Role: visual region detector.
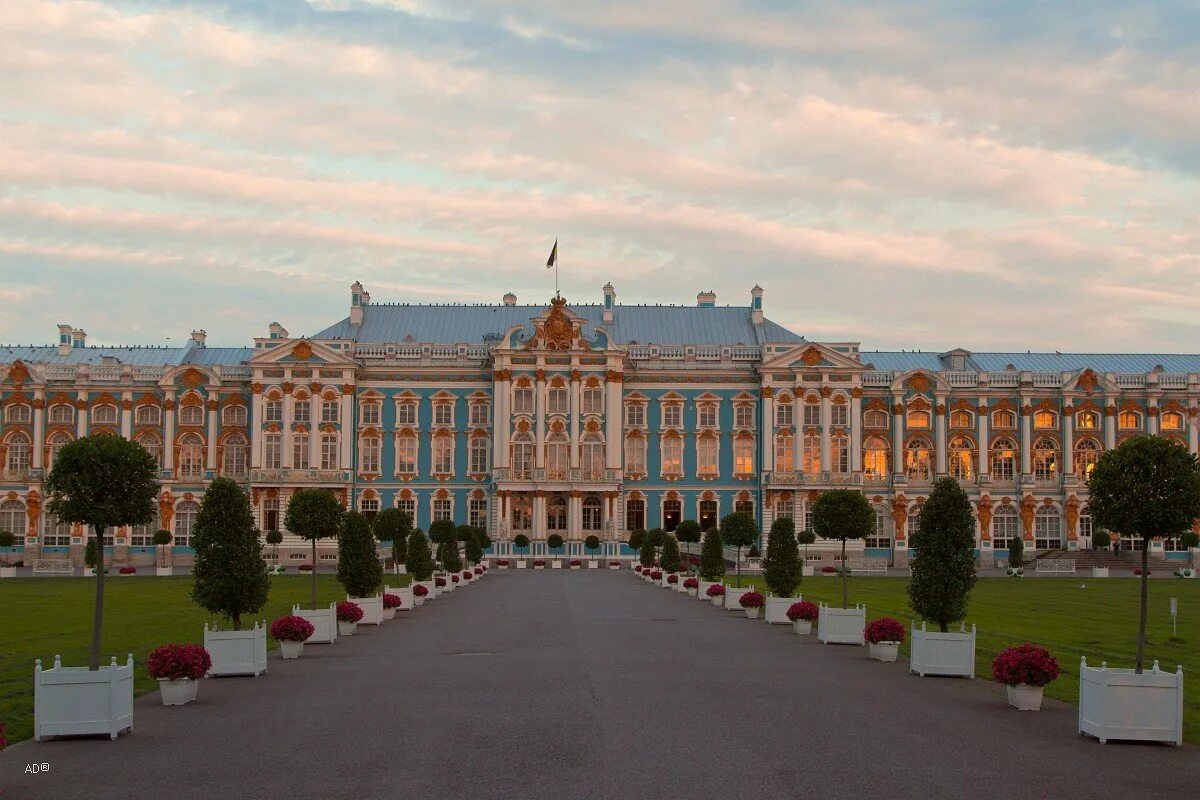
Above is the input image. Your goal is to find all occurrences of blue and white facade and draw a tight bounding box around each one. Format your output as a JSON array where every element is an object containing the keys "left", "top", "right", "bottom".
[{"left": 2, "top": 282, "right": 1199, "bottom": 567}]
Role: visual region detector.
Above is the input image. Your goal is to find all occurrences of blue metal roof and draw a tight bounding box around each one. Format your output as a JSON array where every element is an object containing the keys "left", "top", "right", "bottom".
[
  {"left": 312, "top": 303, "right": 804, "bottom": 346},
  {"left": 0, "top": 345, "right": 252, "bottom": 366},
  {"left": 862, "top": 351, "right": 1200, "bottom": 373}
]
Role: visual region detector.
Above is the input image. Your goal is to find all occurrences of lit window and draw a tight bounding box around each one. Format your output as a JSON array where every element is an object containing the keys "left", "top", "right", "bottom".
[
  {"left": 990, "top": 437, "right": 1016, "bottom": 480},
  {"left": 1161, "top": 411, "right": 1184, "bottom": 431},
  {"left": 802, "top": 435, "right": 820, "bottom": 473},
  {"left": 1034, "top": 409, "right": 1056, "bottom": 429},
  {"left": 905, "top": 437, "right": 932, "bottom": 480},
  {"left": 950, "top": 410, "right": 973, "bottom": 428},
  {"left": 906, "top": 409, "right": 931, "bottom": 428},
  {"left": 992, "top": 410, "right": 1016, "bottom": 428},
  {"left": 1118, "top": 410, "right": 1141, "bottom": 430},
  {"left": 1076, "top": 410, "right": 1098, "bottom": 429},
  {"left": 863, "top": 436, "right": 888, "bottom": 478},
  {"left": 948, "top": 436, "right": 974, "bottom": 480},
  {"left": 734, "top": 438, "right": 754, "bottom": 476},
  {"left": 775, "top": 434, "right": 794, "bottom": 472},
  {"left": 1075, "top": 438, "right": 1101, "bottom": 481},
  {"left": 661, "top": 436, "right": 683, "bottom": 475},
  {"left": 1033, "top": 437, "right": 1058, "bottom": 481}
]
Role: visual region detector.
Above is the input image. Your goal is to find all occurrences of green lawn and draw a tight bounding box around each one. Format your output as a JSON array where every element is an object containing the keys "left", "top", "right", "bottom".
[
  {"left": 0, "top": 573, "right": 410, "bottom": 745},
  {"left": 722, "top": 573, "right": 1199, "bottom": 742}
]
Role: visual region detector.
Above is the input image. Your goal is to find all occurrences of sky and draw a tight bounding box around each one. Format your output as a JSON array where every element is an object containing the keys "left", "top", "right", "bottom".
[{"left": 1, "top": 0, "right": 1199, "bottom": 353}]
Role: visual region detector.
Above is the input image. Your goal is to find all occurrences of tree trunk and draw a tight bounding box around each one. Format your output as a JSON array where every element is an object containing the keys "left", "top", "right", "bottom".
[
  {"left": 89, "top": 527, "right": 106, "bottom": 671},
  {"left": 736, "top": 546, "right": 742, "bottom": 588},
  {"left": 1136, "top": 544, "right": 1149, "bottom": 674},
  {"left": 840, "top": 537, "right": 847, "bottom": 609},
  {"left": 311, "top": 538, "right": 318, "bottom": 610},
  {"left": 233, "top": 613, "right": 241, "bottom": 631}
]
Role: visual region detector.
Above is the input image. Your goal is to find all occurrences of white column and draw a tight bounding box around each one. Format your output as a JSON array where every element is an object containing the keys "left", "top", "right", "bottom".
[
  {"left": 850, "top": 391, "right": 862, "bottom": 472},
  {"left": 569, "top": 375, "right": 580, "bottom": 469},
  {"left": 606, "top": 376, "right": 622, "bottom": 470},
  {"left": 1062, "top": 407, "right": 1075, "bottom": 477},
  {"left": 340, "top": 390, "right": 353, "bottom": 469},
  {"left": 495, "top": 377, "right": 510, "bottom": 468},
  {"left": 792, "top": 392, "right": 802, "bottom": 470},
  {"left": 282, "top": 390, "right": 295, "bottom": 469},
  {"left": 251, "top": 389, "right": 264, "bottom": 469},
  {"left": 309, "top": 392, "right": 321, "bottom": 467},
  {"left": 76, "top": 391, "right": 88, "bottom": 438},
  {"left": 534, "top": 373, "right": 546, "bottom": 469},
  {"left": 1104, "top": 401, "right": 1117, "bottom": 450},
  {"left": 163, "top": 392, "right": 177, "bottom": 470},
  {"left": 32, "top": 389, "right": 45, "bottom": 470},
  {"left": 934, "top": 394, "right": 947, "bottom": 476},
  {"left": 763, "top": 391, "right": 776, "bottom": 471},
  {"left": 120, "top": 393, "right": 133, "bottom": 439},
  {"left": 891, "top": 394, "right": 904, "bottom": 476},
  {"left": 1147, "top": 398, "right": 1159, "bottom": 435},
  {"left": 206, "top": 394, "right": 218, "bottom": 470},
  {"left": 1190, "top": 400, "right": 1199, "bottom": 454},
  {"left": 819, "top": 391, "right": 831, "bottom": 473},
  {"left": 977, "top": 398, "right": 989, "bottom": 477},
  {"left": 1019, "top": 399, "right": 1032, "bottom": 477},
  {"left": 533, "top": 495, "right": 546, "bottom": 539},
  {"left": 568, "top": 494, "right": 582, "bottom": 539}
]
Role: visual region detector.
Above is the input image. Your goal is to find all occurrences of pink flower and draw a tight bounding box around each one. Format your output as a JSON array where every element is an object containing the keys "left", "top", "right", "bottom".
[
  {"left": 683, "top": 577, "right": 699, "bottom": 589},
  {"left": 119, "top": 566, "right": 136, "bottom": 575},
  {"left": 650, "top": 570, "right": 663, "bottom": 580},
  {"left": 147, "top": 643, "right": 212, "bottom": 681},
  {"left": 706, "top": 584, "right": 725, "bottom": 597},
  {"left": 451, "top": 574, "right": 460, "bottom": 583},
  {"left": 336, "top": 601, "right": 365, "bottom": 623},
  {"left": 270, "top": 615, "right": 316, "bottom": 642},
  {"left": 569, "top": 559, "right": 581, "bottom": 566},
  {"left": 435, "top": 577, "right": 447, "bottom": 587},
  {"left": 498, "top": 559, "right": 510, "bottom": 566},
  {"left": 413, "top": 584, "right": 429, "bottom": 597},
  {"left": 667, "top": 574, "right": 679, "bottom": 584},
  {"left": 739, "top": 591, "right": 765, "bottom": 609},
  {"left": 382, "top": 593, "right": 403, "bottom": 609},
  {"left": 786, "top": 601, "right": 819, "bottom": 621},
  {"left": 865, "top": 617, "right": 905, "bottom": 644},
  {"left": 992, "top": 644, "right": 1060, "bottom": 687}
]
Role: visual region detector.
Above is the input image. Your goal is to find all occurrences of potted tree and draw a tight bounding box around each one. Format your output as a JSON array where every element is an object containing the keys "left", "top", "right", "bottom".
[
  {"left": 720, "top": 511, "right": 756, "bottom": 590},
  {"left": 0, "top": 531, "right": 17, "bottom": 577},
  {"left": 659, "top": 535, "right": 683, "bottom": 590},
  {"left": 786, "top": 601, "right": 819, "bottom": 635},
  {"left": 373, "top": 507, "right": 412, "bottom": 574},
  {"left": 270, "top": 614, "right": 316, "bottom": 659},
  {"left": 146, "top": 644, "right": 211, "bottom": 706},
  {"left": 83, "top": 537, "right": 104, "bottom": 577},
  {"left": 38, "top": 434, "right": 158, "bottom": 741},
  {"left": 340, "top": 511, "right": 386, "bottom": 625},
  {"left": 675, "top": 520, "right": 702, "bottom": 575},
  {"left": 152, "top": 529, "right": 173, "bottom": 576},
  {"left": 265, "top": 529, "right": 282, "bottom": 565},
  {"left": 1006, "top": 534, "right": 1024, "bottom": 577},
  {"left": 1082, "top": 436, "right": 1199, "bottom": 745},
  {"left": 547, "top": 533, "right": 565, "bottom": 568},
  {"left": 464, "top": 529, "right": 484, "bottom": 567},
  {"left": 908, "top": 477, "right": 978, "bottom": 678},
  {"left": 762, "top": 516, "right": 802, "bottom": 624},
  {"left": 697, "top": 526, "right": 725, "bottom": 599},
  {"left": 192, "top": 478, "right": 271, "bottom": 676},
  {"left": 812, "top": 489, "right": 871, "bottom": 645},
  {"left": 406, "top": 528, "right": 435, "bottom": 602},
  {"left": 798, "top": 529, "right": 816, "bottom": 576},
  {"left": 584, "top": 535, "right": 601, "bottom": 568},
  {"left": 638, "top": 531, "right": 658, "bottom": 576},
  {"left": 865, "top": 617, "right": 905, "bottom": 662},
  {"left": 626, "top": 528, "right": 646, "bottom": 568},
  {"left": 513, "top": 533, "right": 530, "bottom": 568},
  {"left": 1090, "top": 529, "right": 1111, "bottom": 578},
  {"left": 992, "top": 643, "right": 1060, "bottom": 711},
  {"left": 285, "top": 489, "right": 345, "bottom": 643}
]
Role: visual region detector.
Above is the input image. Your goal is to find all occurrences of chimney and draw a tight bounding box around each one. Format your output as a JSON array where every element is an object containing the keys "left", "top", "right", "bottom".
[
  {"left": 71, "top": 328, "right": 87, "bottom": 348},
  {"left": 503, "top": 292, "right": 517, "bottom": 307},
  {"left": 268, "top": 322, "right": 288, "bottom": 340},
  {"left": 189, "top": 330, "right": 207, "bottom": 349},
  {"left": 57, "top": 324, "right": 73, "bottom": 356},
  {"left": 350, "top": 281, "right": 366, "bottom": 326},
  {"left": 697, "top": 291, "right": 716, "bottom": 308},
  {"left": 602, "top": 283, "right": 616, "bottom": 323},
  {"left": 751, "top": 285, "right": 763, "bottom": 325}
]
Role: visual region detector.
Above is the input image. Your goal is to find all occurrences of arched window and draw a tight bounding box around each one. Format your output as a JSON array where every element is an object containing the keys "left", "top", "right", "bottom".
[
  {"left": 513, "top": 386, "right": 534, "bottom": 414},
  {"left": 49, "top": 404, "right": 74, "bottom": 424},
  {"left": 1033, "top": 436, "right": 1058, "bottom": 481},
  {"left": 582, "top": 386, "right": 603, "bottom": 415},
  {"left": 863, "top": 436, "right": 889, "bottom": 479},
  {"left": 222, "top": 405, "right": 247, "bottom": 426},
  {"left": 135, "top": 405, "right": 161, "bottom": 426},
  {"left": 906, "top": 509, "right": 922, "bottom": 539},
  {"left": 774, "top": 433, "right": 794, "bottom": 472},
  {"left": 178, "top": 433, "right": 205, "bottom": 478},
  {"left": 581, "top": 434, "right": 605, "bottom": 478},
  {"left": 993, "top": 506, "right": 1018, "bottom": 550},
  {"left": 135, "top": 431, "right": 162, "bottom": 467},
  {"left": 863, "top": 409, "right": 888, "bottom": 428},
  {"left": 4, "top": 432, "right": 31, "bottom": 475},
  {"left": 990, "top": 437, "right": 1017, "bottom": 480},
  {"left": 1034, "top": 506, "right": 1061, "bottom": 550},
  {"left": 47, "top": 431, "right": 73, "bottom": 469},
  {"left": 0, "top": 499, "right": 26, "bottom": 539},
  {"left": 1034, "top": 409, "right": 1057, "bottom": 429},
  {"left": 582, "top": 496, "right": 603, "bottom": 531},
  {"left": 546, "top": 433, "right": 569, "bottom": 480},
  {"left": 991, "top": 409, "right": 1016, "bottom": 429},
  {"left": 222, "top": 434, "right": 247, "bottom": 478},
  {"left": 948, "top": 435, "right": 974, "bottom": 480},
  {"left": 802, "top": 434, "right": 821, "bottom": 474},
  {"left": 1161, "top": 411, "right": 1184, "bottom": 431},
  {"left": 1119, "top": 410, "right": 1141, "bottom": 430},
  {"left": 905, "top": 437, "right": 932, "bottom": 480},
  {"left": 396, "top": 433, "right": 417, "bottom": 475},
  {"left": 1075, "top": 438, "right": 1102, "bottom": 481},
  {"left": 547, "top": 496, "right": 567, "bottom": 531},
  {"left": 4, "top": 404, "right": 31, "bottom": 424},
  {"left": 511, "top": 433, "right": 534, "bottom": 479},
  {"left": 173, "top": 501, "right": 199, "bottom": 547},
  {"left": 906, "top": 408, "right": 931, "bottom": 428},
  {"left": 949, "top": 409, "right": 974, "bottom": 428},
  {"left": 178, "top": 404, "right": 203, "bottom": 426},
  {"left": 547, "top": 385, "right": 568, "bottom": 415},
  {"left": 91, "top": 404, "right": 118, "bottom": 425},
  {"left": 1076, "top": 410, "right": 1099, "bottom": 430}
]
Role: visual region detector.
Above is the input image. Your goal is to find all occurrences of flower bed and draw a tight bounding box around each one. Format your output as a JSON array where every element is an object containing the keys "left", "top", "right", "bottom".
[
  {"left": 498, "top": 559, "right": 510, "bottom": 567},
  {"left": 413, "top": 584, "right": 429, "bottom": 597},
  {"left": 534, "top": 559, "right": 546, "bottom": 567},
  {"left": 650, "top": 569, "right": 663, "bottom": 580},
  {"left": 865, "top": 617, "right": 905, "bottom": 644},
  {"left": 382, "top": 593, "right": 403, "bottom": 610},
  {"left": 706, "top": 584, "right": 725, "bottom": 597},
  {"left": 738, "top": 591, "right": 765, "bottom": 609},
  {"left": 993, "top": 644, "right": 1060, "bottom": 687},
  {"left": 336, "top": 601, "right": 365, "bottom": 623},
  {"left": 820, "top": 565, "right": 836, "bottom": 574},
  {"left": 461, "top": 570, "right": 472, "bottom": 580},
  {"left": 609, "top": 560, "right": 621, "bottom": 567},
  {"left": 787, "top": 601, "right": 819, "bottom": 621},
  {"left": 119, "top": 566, "right": 136, "bottom": 575},
  {"left": 270, "top": 615, "right": 316, "bottom": 642},
  {"left": 1133, "top": 567, "right": 1151, "bottom": 576},
  {"left": 147, "top": 644, "right": 211, "bottom": 682}
]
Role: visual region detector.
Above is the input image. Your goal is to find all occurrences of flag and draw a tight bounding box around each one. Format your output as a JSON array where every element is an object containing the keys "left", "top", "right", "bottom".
[{"left": 546, "top": 239, "right": 557, "bottom": 268}]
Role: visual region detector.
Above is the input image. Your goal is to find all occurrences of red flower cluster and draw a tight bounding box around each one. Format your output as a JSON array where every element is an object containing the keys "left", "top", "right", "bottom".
[
  {"left": 650, "top": 569, "right": 663, "bottom": 580},
  {"left": 336, "top": 601, "right": 365, "bottom": 623},
  {"left": 706, "top": 583, "right": 725, "bottom": 597},
  {"left": 435, "top": 577, "right": 447, "bottom": 587},
  {"left": 635, "top": 565, "right": 644, "bottom": 574},
  {"left": 683, "top": 577, "right": 699, "bottom": 589},
  {"left": 147, "top": 643, "right": 212, "bottom": 681},
  {"left": 992, "top": 644, "right": 1060, "bottom": 687},
  {"left": 609, "top": 561, "right": 620, "bottom": 567},
  {"left": 820, "top": 566, "right": 837, "bottom": 574},
  {"left": 569, "top": 559, "right": 581, "bottom": 566},
  {"left": 299, "top": 564, "right": 314, "bottom": 572},
  {"left": 786, "top": 601, "right": 819, "bottom": 621},
  {"left": 382, "top": 593, "right": 403, "bottom": 609},
  {"left": 667, "top": 574, "right": 679, "bottom": 584},
  {"left": 119, "top": 566, "right": 136, "bottom": 575},
  {"left": 1, "top": 721, "right": 7, "bottom": 752},
  {"left": 462, "top": 570, "right": 472, "bottom": 580},
  {"left": 270, "top": 614, "right": 316, "bottom": 643},
  {"left": 451, "top": 574, "right": 460, "bottom": 583},
  {"left": 534, "top": 559, "right": 546, "bottom": 567},
  {"left": 739, "top": 591, "right": 765, "bottom": 609},
  {"left": 865, "top": 617, "right": 905, "bottom": 644},
  {"left": 474, "top": 567, "right": 483, "bottom": 574},
  {"left": 498, "top": 559, "right": 510, "bottom": 566},
  {"left": 1133, "top": 567, "right": 1151, "bottom": 576},
  {"left": 413, "top": 584, "right": 429, "bottom": 597}
]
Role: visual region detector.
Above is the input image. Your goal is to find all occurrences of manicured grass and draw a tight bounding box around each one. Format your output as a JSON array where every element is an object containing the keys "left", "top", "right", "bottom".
[
  {"left": 0, "top": 573, "right": 411, "bottom": 745},
  {"left": 719, "top": 573, "right": 1200, "bottom": 742}
]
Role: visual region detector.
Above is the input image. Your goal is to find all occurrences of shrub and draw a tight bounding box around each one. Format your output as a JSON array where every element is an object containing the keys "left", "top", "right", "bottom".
[
  {"left": 435, "top": 576, "right": 447, "bottom": 587},
  {"left": 337, "top": 510, "right": 384, "bottom": 598},
  {"left": 406, "top": 529, "right": 435, "bottom": 581},
  {"left": 1091, "top": 529, "right": 1111, "bottom": 551},
  {"left": 299, "top": 564, "right": 314, "bottom": 572},
  {"left": 699, "top": 526, "right": 725, "bottom": 581},
  {"left": 146, "top": 644, "right": 212, "bottom": 681},
  {"left": 270, "top": 615, "right": 315, "bottom": 643},
  {"left": 534, "top": 559, "right": 546, "bottom": 567},
  {"left": 547, "top": 533, "right": 564, "bottom": 550},
  {"left": 413, "top": 584, "right": 429, "bottom": 597},
  {"left": 464, "top": 533, "right": 484, "bottom": 565},
  {"left": 786, "top": 601, "right": 819, "bottom": 622},
  {"left": 659, "top": 534, "right": 682, "bottom": 573},
  {"left": 382, "top": 593, "right": 403, "bottom": 609},
  {"left": 119, "top": 566, "right": 136, "bottom": 575},
  {"left": 638, "top": 533, "right": 657, "bottom": 567},
  {"left": 813, "top": 489, "right": 873, "bottom": 609},
  {"left": 373, "top": 507, "right": 412, "bottom": 566},
  {"left": 569, "top": 559, "right": 581, "bottom": 567},
  {"left": 992, "top": 644, "right": 1060, "bottom": 687},
  {"left": 706, "top": 583, "right": 725, "bottom": 597},
  {"left": 738, "top": 591, "right": 765, "bottom": 609},
  {"left": 720, "top": 512, "right": 757, "bottom": 587},
  {"left": 909, "top": 477, "right": 977, "bottom": 633},
  {"left": 627, "top": 529, "right": 647, "bottom": 552},
  {"left": 763, "top": 515, "right": 801, "bottom": 597},
  {"left": 864, "top": 617, "right": 906, "bottom": 644},
  {"left": 667, "top": 573, "right": 678, "bottom": 584},
  {"left": 674, "top": 519, "right": 702, "bottom": 569},
  {"left": 335, "top": 600, "right": 364, "bottom": 623},
  {"left": 683, "top": 577, "right": 699, "bottom": 589},
  {"left": 285, "top": 489, "right": 344, "bottom": 609},
  {"left": 513, "top": 533, "right": 530, "bottom": 549},
  {"left": 821, "top": 565, "right": 836, "bottom": 574},
  {"left": 1008, "top": 535, "right": 1024, "bottom": 569}
]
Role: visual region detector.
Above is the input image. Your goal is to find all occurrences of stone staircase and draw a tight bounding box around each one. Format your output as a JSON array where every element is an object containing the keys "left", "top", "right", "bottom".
[{"left": 1035, "top": 548, "right": 1152, "bottom": 569}]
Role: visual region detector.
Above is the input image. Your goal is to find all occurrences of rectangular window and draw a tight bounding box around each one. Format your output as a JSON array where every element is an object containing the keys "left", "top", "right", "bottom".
[
  {"left": 294, "top": 402, "right": 310, "bottom": 424},
  {"left": 320, "top": 435, "right": 339, "bottom": 470},
  {"left": 734, "top": 405, "right": 754, "bottom": 428},
  {"left": 803, "top": 403, "right": 820, "bottom": 426},
  {"left": 397, "top": 498, "right": 416, "bottom": 525},
  {"left": 263, "top": 499, "right": 280, "bottom": 533},
  {"left": 831, "top": 404, "right": 848, "bottom": 427},
  {"left": 775, "top": 436, "right": 794, "bottom": 472},
  {"left": 624, "top": 437, "right": 646, "bottom": 475},
  {"left": 361, "top": 402, "right": 381, "bottom": 426},
  {"left": 625, "top": 499, "right": 645, "bottom": 531},
  {"left": 293, "top": 434, "right": 310, "bottom": 469},
  {"left": 663, "top": 404, "right": 682, "bottom": 428},
  {"left": 697, "top": 437, "right": 719, "bottom": 476},
  {"left": 469, "top": 402, "right": 489, "bottom": 426},
  {"left": 321, "top": 400, "right": 339, "bottom": 424},
  {"left": 433, "top": 436, "right": 453, "bottom": 475},
  {"left": 432, "top": 498, "right": 452, "bottom": 521},
  {"left": 360, "top": 437, "right": 381, "bottom": 474},
  {"left": 469, "top": 499, "right": 488, "bottom": 529},
  {"left": 397, "top": 403, "right": 417, "bottom": 426},
  {"left": 865, "top": 508, "right": 891, "bottom": 549},
  {"left": 734, "top": 438, "right": 754, "bottom": 475},
  {"left": 396, "top": 435, "right": 417, "bottom": 475},
  {"left": 513, "top": 388, "right": 534, "bottom": 413},
  {"left": 625, "top": 404, "right": 645, "bottom": 427},
  {"left": 434, "top": 403, "right": 454, "bottom": 427},
  {"left": 264, "top": 434, "right": 282, "bottom": 470},
  {"left": 264, "top": 401, "right": 282, "bottom": 424},
  {"left": 831, "top": 436, "right": 849, "bottom": 473},
  {"left": 698, "top": 404, "right": 718, "bottom": 428},
  {"left": 470, "top": 437, "right": 489, "bottom": 474},
  {"left": 661, "top": 437, "right": 682, "bottom": 475},
  {"left": 361, "top": 498, "right": 379, "bottom": 523},
  {"left": 776, "top": 402, "right": 793, "bottom": 427}
]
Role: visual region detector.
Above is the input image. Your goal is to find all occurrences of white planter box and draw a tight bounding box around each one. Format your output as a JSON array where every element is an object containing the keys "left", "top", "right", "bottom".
[
  {"left": 569, "top": 564, "right": 581, "bottom": 570},
  {"left": 0, "top": 566, "right": 16, "bottom": 578},
  {"left": 35, "top": 654, "right": 134, "bottom": 741},
  {"left": 383, "top": 607, "right": 396, "bottom": 620},
  {"left": 338, "top": 620, "right": 358, "bottom": 636},
  {"left": 698, "top": 580, "right": 720, "bottom": 599},
  {"left": 869, "top": 642, "right": 900, "bottom": 662},
  {"left": 710, "top": 593, "right": 724, "bottom": 606},
  {"left": 280, "top": 640, "right": 304, "bottom": 659},
  {"left": 394, "top": 564, "right": 407, "bottom": 574},
  {"left": 588, "top": 560, "right": 599, "bottom": 569},
  {"left": 155, "top": 567, "right": 173, "bottom": 577},
  {"left": 552, "top": 560, "right": 563, "bottom": 569},
  {"left": 159, "top": 678, "right": 197, "bottom": 706},
  {"left": 674, "top": 579, "right": 687, "bottom": 593},
  {"left": 1091, "top": 567, "right": 1109, "bottom": 578},
  {"left": 909, "top": 623, "right": 976, "bottom": 678},
  {"left": 802, "top": 564, "right": 815, "bottom": 577},
  {"left": 609, "top": 563, "right": 620, "bottom": 570},
  {"left": 534, "top": 564, "right": 544, "bottom": 570},
  {"left": 1007, "top": 684, "right": 1044, "bottom": 711},
  {"left": 724, "top": 587, "right": 752, "bottom": 611},
  {"left": 517, "top": 560, "right": 527, "bottom": 569},
  {"left": 384, "top": 585, "right": 415, "bottom": 611},
  {"left": 348, "top": 595, "right": 385, "bottom": 625},
  {"left": 292, "top": 603, "right": 338, "bottom": 644},
  {"left": 498, "top": 561, "right": 510, "bottom": 569},
  {"left": 1079, "top": 658, "right": 1183, "bottom": 745},
  {"left": 817, "top": 604, "right": 865, "bottom": 645},
  {"left": 765, "top": 596, "right": 800, "bottom": 625},
  {"left": 744, "top": 607, "right": 762, "bottom": 619},
  {"left": 204, "top": 622, "right": 268, "bottom": 677},
  {"left": 412, "top": 581, "right": 435, "bottom": 604}
]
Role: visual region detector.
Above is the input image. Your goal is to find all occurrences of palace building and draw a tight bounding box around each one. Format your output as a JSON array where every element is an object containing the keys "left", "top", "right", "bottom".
[{"left": 2, "top": 282, "right": 1198, "bottom": 568}]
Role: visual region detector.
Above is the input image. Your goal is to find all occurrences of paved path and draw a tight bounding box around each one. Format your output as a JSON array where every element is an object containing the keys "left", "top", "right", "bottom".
[{"left": 2, "top": 570, "right": 1197, "bottom": 800}]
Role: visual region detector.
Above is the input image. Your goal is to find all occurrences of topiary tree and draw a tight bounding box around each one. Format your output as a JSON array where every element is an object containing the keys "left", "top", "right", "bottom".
[
  {"left": 513, "top": 533, "right": 530, "bottom": 552},
  {"left": 264, "top": 530, "right": 281, "bottom": 563},
  {"left": 1091, "top": 529, "right": 1111, "bottom": 566},
  {"left": 429, "top": 519, "right": 457, "bottom": 568},
  {"left": 812, "top": 489, "right": 873, "bottom": 609},
  {"left": 908, "top": 477, "right": 977, "bottom": 632},
  {"left": 647, "top": 528, "right": 667, "bottom": 548},
  {"left": 0, "top": 530, "right": 17, "bottom": 567},
  {"left": 1088, "top": 436, "right": 1200, "bottom": 672},
  {"left": 191, "top": 477, "right": 270, "bottom": 630},
  {"left": 373, "top": 507, "right": 412, "bottom": 567},
  {"left": 406, "top": 529, "right": 434, "bottom": 581},
  {"left": 1008, "top": 533, "right": 1024, "bottom": 570},
  {"left": 464, "top": 533, "right": 483, "bottom": 565},
  {"left": 473, "top": 527, "right": 492, "bottom": 552},
  {"left": 747, "top": 542, "right": 761, "bottom": 558},
  {"left": 151, "top": 528, "right": 172, "bottom": 567},
  {"left": 584, "top": 535, "right": 601, "bottom": 558},
  {"left": 1181, "top": 530, "right": 1199, "bottom": 570},
  {"left": 439, "top": 524, "right": 463, "bottom": 572},
  {"left": 719, "top": 512, "right": 757, "bottom": 588},
  {"left": 797, "top": 528, "right": 816, "bottom": 567},
  {"left": 84, "top": 537, "right": 100, "bottom": 571},
  {"left": 699, "top": 526, "right": 725, "bottom": 581},
  {"left": 638, "top": 534, "right": 657, "bottom": 567},
  {"left": 659, "top": 534, "right": 682, "bottom": 573},
  {"left": 627, "top": 529, "right": 646, "bottom": 553},
  {"left": 337, "top": 510, "right": 384, "bottom": 598},
  {"left": 547, "top": 533, "right": 564, "bottom": 552},
  {"left": 284, "top": 488, "right": 345, "bottom": 610},
  {"left": 763, "top": 515, "right": 801, "bottom": 597},
  {"left": 674, "top": 520, "right": 702, "bottom": 574},
  {"left": 46, "top": 434, "right": 159, "bottom": 669}
]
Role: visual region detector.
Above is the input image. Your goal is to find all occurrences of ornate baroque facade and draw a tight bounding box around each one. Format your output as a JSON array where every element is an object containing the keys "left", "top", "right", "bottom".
[{"left": 3, "top": 283, "right": 1199, "bottom": 567}]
